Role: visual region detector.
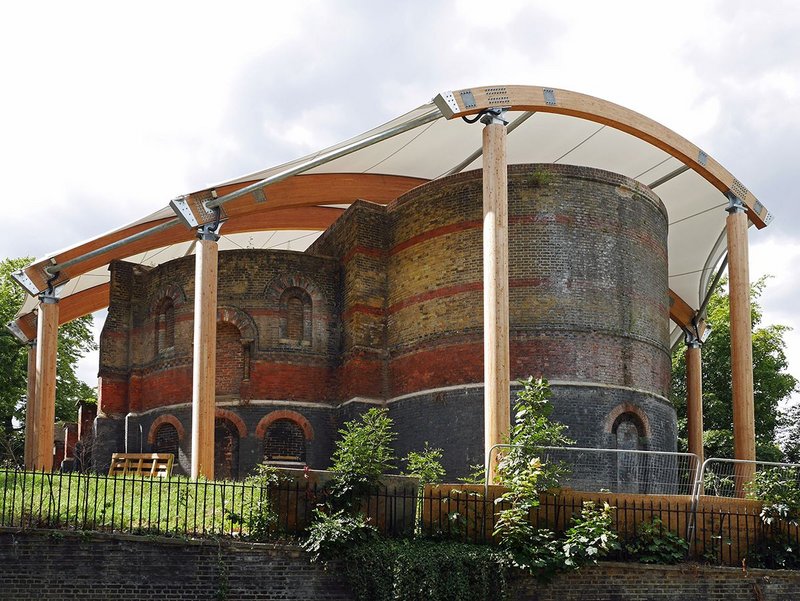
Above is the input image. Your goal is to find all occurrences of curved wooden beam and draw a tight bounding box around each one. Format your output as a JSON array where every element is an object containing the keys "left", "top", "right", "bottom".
[
  {"left": 20, "top": 174, "right": 425, "bottom": 293},
  {"left": 434, "top": 85, "right": 771, "bottom": 229},
  {"left": 13, "top": 207, "right": 346, "bottom": 336}
]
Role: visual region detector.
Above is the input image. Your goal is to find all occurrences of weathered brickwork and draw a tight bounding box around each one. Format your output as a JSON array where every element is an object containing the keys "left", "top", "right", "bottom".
[
  {"left": 2, "top": 531, "right": 800, "bottom": 601},
  {"left": 96, "top": 164, "right": 675, "bottom": 479}
]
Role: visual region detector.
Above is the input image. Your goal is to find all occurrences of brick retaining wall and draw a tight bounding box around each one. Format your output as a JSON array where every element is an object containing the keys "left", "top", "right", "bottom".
[{"left": 2, "top": 530, "right": 799, "bottom": 600}]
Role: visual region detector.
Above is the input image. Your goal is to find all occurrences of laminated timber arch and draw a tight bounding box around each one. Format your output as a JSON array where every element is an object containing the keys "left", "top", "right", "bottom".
[{"left": 9, "top": 84, "right": 770, "bottom": 343}]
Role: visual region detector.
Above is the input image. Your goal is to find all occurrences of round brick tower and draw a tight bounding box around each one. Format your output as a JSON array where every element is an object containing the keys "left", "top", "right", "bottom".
[
  {"left": 385, "top": 164, "right": 675, "bottom": 478},
  {"left": 97, "top": 162, "right": 676, "bottom": 482}
]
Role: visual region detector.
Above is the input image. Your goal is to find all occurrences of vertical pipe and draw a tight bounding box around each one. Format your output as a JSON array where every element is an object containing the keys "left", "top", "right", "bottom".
[
  {"left": 34, "top": 296, "right": 59, "bottom": 471},
  {"left": 685, "top": 340, "right": 704, "bottom": 466},
  {"left": 482, "top": 116, "right": 510, "bottom": 484},
  {"left": 24, "top": 341, "right": 37, "bottom": 469},
  {"left": 726, "top": 197, "right": 755, "bottom": 495},
  {"left": 191, "top": 236, "right": 218, "bottom": 480}
]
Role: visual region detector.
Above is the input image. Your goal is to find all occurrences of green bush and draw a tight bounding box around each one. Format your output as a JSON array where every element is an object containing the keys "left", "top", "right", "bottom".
[
  {"left": 624, "top": 516, "right": 688, "bottom": 564},
  {"left": 302, "top": 509, "right": 377, "bottom": 562},
  {"left": 343, "top": 539, "right": 507, "bottom": 601},
  {"left": 402, "top": 443, "right": 445, "bottom": 535},
  {"left": 329, "top": 407, "right": 396, "bottom": 501},
  {"left": 746, "top": 466, "right": 800, "bottom": 525},
  {"left": 224, "top": 464, "right": 283, "bottom": 539},
  {"left": 495, "top": 377, "right": 573, "bottom": 490},
  {"left": 561, "top": 501, "right": 619, "bottom": 568}
]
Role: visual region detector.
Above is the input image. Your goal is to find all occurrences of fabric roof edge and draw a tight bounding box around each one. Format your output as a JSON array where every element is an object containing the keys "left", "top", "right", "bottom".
[
  {"left": 9, "top": 83, "right": 771, "bottom": 339},
  {"left": 432, "top": 84, "right": 772, "bottom": 230}
]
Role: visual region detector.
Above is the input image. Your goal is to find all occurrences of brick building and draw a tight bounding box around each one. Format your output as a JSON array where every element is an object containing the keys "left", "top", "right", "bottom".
[
  {"left": 11, "top": 85, "right": 769, "bottom": 483},
  {"left": 94, "top": 164, "right": 674, "bottom": 480}
]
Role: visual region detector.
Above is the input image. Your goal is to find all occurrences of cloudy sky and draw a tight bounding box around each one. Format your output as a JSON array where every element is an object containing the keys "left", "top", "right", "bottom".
[{"left": 1, "top": 0, "right": 799, "bottom": 402}]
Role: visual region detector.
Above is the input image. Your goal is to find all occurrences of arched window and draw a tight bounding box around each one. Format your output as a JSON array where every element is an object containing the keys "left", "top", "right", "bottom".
[
  {"left": 155, "top": 298, "right": 175, "bottom": 355},
  {"left": 279, "top": 287, "right": 312, "bottom": 346},
  {"left": 264, "top": 419, "right": 306, "bottom": 463},
  {"left": 152, "top": 423, "right": 179, "bottom": 457},
  {"left": 286, "top": 296, "right": 304, "bottom": 341},
  {"left": 215, "top": 321, "right": 244, "bottom": 395}
]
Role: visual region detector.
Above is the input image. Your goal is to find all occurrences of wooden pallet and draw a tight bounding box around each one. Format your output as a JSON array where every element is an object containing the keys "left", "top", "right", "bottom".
[{"left": 108, "top": 453, "right": 174, "bottom": 478}]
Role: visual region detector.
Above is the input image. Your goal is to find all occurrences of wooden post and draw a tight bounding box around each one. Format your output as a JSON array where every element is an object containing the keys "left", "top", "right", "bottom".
[
  {"left": 726, "top": 195, "right": 756, "bottom": 495},
  {"left": 34, "top": 296, "right": 59, "bottom": 471},
  {"left": 685, "top": 338, "right": 704, "bottom": 467},
  {"left": 191, "top": 232, "right": 219, "bottom": 480},
  {"left": 482, "top": 111, "right": 510, "bottom": 484},
  {"left": 23, "top": 341, "right": 37, "bottom": 469}
]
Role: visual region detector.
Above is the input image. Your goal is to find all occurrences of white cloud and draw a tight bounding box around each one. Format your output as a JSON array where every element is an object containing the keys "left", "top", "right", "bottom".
[{"left": 3, "top": 0, "right": 800, "bottom": 397}]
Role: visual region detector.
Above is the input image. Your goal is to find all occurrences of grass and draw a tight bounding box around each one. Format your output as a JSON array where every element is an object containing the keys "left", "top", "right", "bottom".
[{"left": 0, "top": 469, "right": 291, "bottom": 539}]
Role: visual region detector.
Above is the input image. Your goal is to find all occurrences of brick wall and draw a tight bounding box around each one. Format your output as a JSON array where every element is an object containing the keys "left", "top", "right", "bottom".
[
  {"left": 95, "top": 164, "right": 674, "bottom": 479},
  {"left": 385, "top": 164, "right": 670, "bottom": 398},
  {"left": 2, "top": 530, "right": 799, "bottom": 601}
]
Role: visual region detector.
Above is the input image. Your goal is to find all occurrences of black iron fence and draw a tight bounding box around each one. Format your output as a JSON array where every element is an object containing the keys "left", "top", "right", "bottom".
[{"left": 0, "top": 468, "right": 796, "bottom": 568}]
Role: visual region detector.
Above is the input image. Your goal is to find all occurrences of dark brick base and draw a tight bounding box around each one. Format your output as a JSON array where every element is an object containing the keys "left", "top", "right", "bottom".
[{"left": 2, "top": 530, "right": 799, "bottom": 601}]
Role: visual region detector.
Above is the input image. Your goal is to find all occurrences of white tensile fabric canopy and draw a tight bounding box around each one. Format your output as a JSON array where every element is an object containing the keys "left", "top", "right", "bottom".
[{"left": 10, "top": 85, "right": 771, "bottom": 349}]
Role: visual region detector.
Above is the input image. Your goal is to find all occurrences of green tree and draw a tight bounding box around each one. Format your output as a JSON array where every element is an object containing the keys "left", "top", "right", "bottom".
[
  {"left": 671, "top": 277, "right": 797, "bottom": 461},
  {"left": 0, "top": 257, "right": 97, "bottom": 459}
]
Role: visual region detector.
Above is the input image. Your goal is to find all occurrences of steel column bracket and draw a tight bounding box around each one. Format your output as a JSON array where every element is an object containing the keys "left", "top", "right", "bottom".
[
  {"left": 11, "top": 269, "right": 40, "bottom": 296},
  {"left": 726, "top": 192, "right": 747, "bottom": 215},
  {"left": 196, "top": 206, "right": 222, "bottom": 242},
  {"left": 38, "top": 287, "right": 59, "bottom": 305},
  {"left": 170, "top": 195, "right": 200, "bottom": 228},
  {"left": 480, "top": 108, "right": 509, "bottom": 126},
  {"left": 170, "top": 190, "right": 223, "bottom": 230},
  {"left": 5, "top": 320, "right": 29, "bottom": 343}
]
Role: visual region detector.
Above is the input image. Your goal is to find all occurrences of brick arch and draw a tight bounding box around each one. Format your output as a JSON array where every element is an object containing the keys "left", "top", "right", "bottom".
[
  {"left": 603, "top": 403, "right": 651, "bottom": 438},
  {"left": 264, "top": 274, "right": 326, "bottom": 308},
  {"left": 149, "top": 284, "right": 187, "bottom": 315},
  {"left": 147, "top": 414, "right": 185, "bottom": 444},
  {"left": 215, "top": 408, "right": 247, "bottom": 438},
  {"left": 216, "top": 306, "right": 257, "bottom": 342},
  {"left": 256, "top": 410, "right": 314, "bottom": 441}
]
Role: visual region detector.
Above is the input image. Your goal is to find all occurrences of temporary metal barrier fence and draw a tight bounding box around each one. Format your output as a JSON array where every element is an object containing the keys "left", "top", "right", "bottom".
[{"left": 486, "top": 444, "right": 701, "bottom": 496}]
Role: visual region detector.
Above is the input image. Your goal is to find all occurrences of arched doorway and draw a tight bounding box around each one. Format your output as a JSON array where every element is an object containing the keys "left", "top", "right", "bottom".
[
  {"left": 613, "top": 412, "right": 646, "bottom": 493},
  {"left": 214, "top": 418, "right": 240, "bottom": 480}
]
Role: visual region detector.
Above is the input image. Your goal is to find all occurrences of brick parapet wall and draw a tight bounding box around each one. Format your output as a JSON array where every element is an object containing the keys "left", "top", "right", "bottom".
[{"left": 2, "top": 530, "right": 799, "bottom": 601}]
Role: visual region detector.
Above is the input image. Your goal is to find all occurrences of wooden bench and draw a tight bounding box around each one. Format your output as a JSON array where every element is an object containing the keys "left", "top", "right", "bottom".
[{"left": 108, "top": 453, "right": 174, "bottom": 478}]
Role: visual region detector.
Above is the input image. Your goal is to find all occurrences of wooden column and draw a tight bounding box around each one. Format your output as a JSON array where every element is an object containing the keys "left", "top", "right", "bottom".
[
  {"left": 23, "top": 341, "right": 37, "bottom": 469},
  {"left": 191, "top": 232, "right": 219, "bottom": 480},
  {"left": 482, "top": 112, "right": 510, "bottom": 484},
  {"left": 685, "top": 338, "right": 703, "bottom": 467},
  {"left": 33, "top": 296, "right": 59, "bottom": 471},
  {"left": 726, "top": 196, "right": 755, "bottom": 494}
]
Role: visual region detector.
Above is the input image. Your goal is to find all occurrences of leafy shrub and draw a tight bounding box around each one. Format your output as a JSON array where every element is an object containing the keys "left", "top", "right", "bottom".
[
  {"left": 746, "top": 532, "right": 800, "bottom": 569},
  {"left": 562, "top": 501, "right": 619, "bottom": 568},
  {"left": 330, "top": 408, "right": 396, "bottom": 501},
  {"left": 624, "top": 516, "right": 689, "bottom": 564},
  {"left": 402, "top": 443, "right": 445, "bottom": 535},
  {"left": 225, "top": 464, "right": 283, "bottom": 539},
  {"left": 403, "top": 444, "right": 445, "bottom": 486},
  {"left": 302, "top": 509, "right": 376, "bottom": 562},
  {"left": 745, "top": 467, "right": 800, "bottom": 569},
  {"left": 343, "top": 539, "right": 507, "bottom": 601},
  {"left": 495, "top": 377, "right": 573, "bottom": 490},
  {"left": 746, "top": 466, "right": 800, "bottom": 525}
]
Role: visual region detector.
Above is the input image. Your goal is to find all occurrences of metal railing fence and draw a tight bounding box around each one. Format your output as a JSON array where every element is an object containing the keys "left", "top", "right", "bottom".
[{"left": 2, "top": 463, "right": 799, "bottom": 569}]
